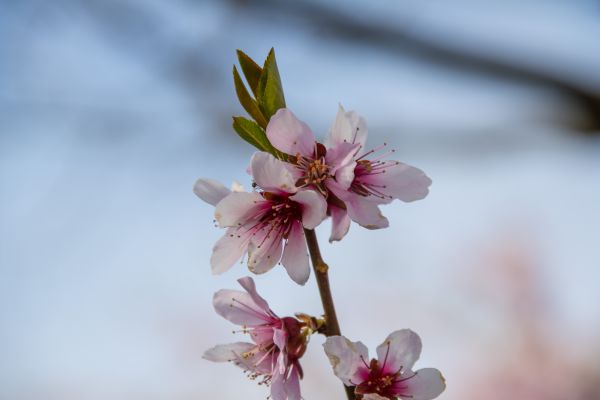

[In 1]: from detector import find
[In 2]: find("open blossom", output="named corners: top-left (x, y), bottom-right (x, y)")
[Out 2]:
top-left (194, 151), bottom-right (327, 285)
top-left (266, 107), bottom-right (431, 242)
top-left (323, 329), bottom-right (445, 400)
top-left (325, 105), bottom-right (432, 236)
top-left (203, 277), bottom-right (306, 400)
top-left (266, 108), bottom-right (360, 242)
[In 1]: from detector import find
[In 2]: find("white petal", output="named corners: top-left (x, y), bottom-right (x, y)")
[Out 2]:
top-left (251, 151), bottom-right (297, 194)
top-left (203, 342), bottom-right (255, 363)
top-left (325, 104), bottom-right (368, 149)
top-left (328, 205), bottom-right (351, 243)
top-left (290, 190), bottom-right (327, 230)
top-left (214, 191), bottom-right (265, 228)
top-left (281, 221), bottom-right (310, 285)
top-left (193, 178), bottom-right (231, 206)
top-left (376, 329), bottom-right (422, 373)
top-left (213, 289), bottom-right (271, 326)
top-left (266, 108), bottom-right (316, 157)
top-left (401, 368), bottom-right (446, 400)
top-left (210, 229), bottom-right (250, 274)
top-left (323, 336), bottom-right (370, 386)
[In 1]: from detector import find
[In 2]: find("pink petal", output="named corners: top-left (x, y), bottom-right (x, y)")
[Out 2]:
top-left (328, 205), bottom-right (351, 243)
top-left (285, 365), bottom-right (302, 400)
top-left (325, 141), bottom-right (359, 179)
top-left (247, 231), bottom-right (284, 274)
top-left (400, 368), bottom-right (446, 400)
top-left (210, 229), bottom-right (250, 274)
top-left (273, 328), bottom-right (288, 374)
top-left (325, 104), bottom-right (368, 149)
top-left (363, 161), bottom-right (432, 202)
top-left (362, 395), bottom-right (389, 400)
top-left (270, 369), bottom-right (287, 400)
top-left (202, 342), bottom-right (255, 363)
top-left (266, 108), bottom-right (316, 157)
top-left (281, 221), bottom-right (310, 285)
top-left (214, 192), bottom-right (265, 228)
top-left (334, 161), bottom-right (357, 190)
top-left (323, 335), bottom-right (370, 386)
top-left (237, 276), bottom-right (272, 315)
top-left (193, 178), bottom-right (231, 206)
top-left (250, 151), bottom-right (297, 194)
top-left (376, 329), bottom-right (422, 374)
top-left (289, 190), bottom-right (327, 230)
top-left (213, 289), bottom-right (272, 326)
top-left (345, 193), bottom-right (389, 230)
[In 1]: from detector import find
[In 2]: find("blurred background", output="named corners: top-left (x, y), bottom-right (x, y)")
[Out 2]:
top-left (1, 0), bottom-right (600, 399)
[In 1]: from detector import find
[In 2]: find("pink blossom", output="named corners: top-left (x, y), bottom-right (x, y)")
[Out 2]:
top-left (323, 329), bottom-right (445, 400)
top-left (266, 108), bottom-right (360, 242)
top-left (203, 277), bottom-right (306, 400)
top-left (325, 105), bottom-right (432, 236)
top-left (194, 151), bottom-right (327, 285)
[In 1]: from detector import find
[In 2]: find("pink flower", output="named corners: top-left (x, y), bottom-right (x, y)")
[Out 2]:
top-left (325, 105), bottom-right (432, 237)
top-left (193, 151), bottom-right (327, 285)
top-left (266, 108), bottom-right (360, 242)
top-left (323, 329), bottom-right (445, 400)
top-left (203, 277), bottom-right (306, 400)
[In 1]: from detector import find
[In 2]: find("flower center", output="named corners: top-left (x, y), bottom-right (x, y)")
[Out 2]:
top-left (292, 143), bottom-right (330, 196)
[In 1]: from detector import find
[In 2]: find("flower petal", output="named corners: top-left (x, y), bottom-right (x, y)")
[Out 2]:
top-left (281, 221), bottom-right (310, 285)
top-left (270, 369), bottom-right (287, 400)
top-left (213, 289), bottom-right (272, 326)
top-left (266, 108), bottom-right (316, 157)
top-left (236, 276), bottom-right (272, 315)
top-left (363, 394), bottom-right (389, 400)
top-left (399, 368), bottom-right (446, 400)
top-left (251, 151), bottom-right (297, 194)
top-left (325, 141), bottom-right (359, 179)
top-left (289, 190), bottom-right (327, 230)
top-left (273, 328), bottom-right (288, 374)
top-left (323, 335), bottom-right (370, 386)
top-left (363, 161), bottom-right (432, 202)
top-left (345, 193), bottom-right (389, 230)
top-left (286, 365), bottom-right (302, 400)
top-left (328, 205), bottom-right (351, 242)
top-left (214, 192), bottom-right (265, 228)
top-left (210, 229), bottom-right (250, 274)
top-left (376, 329), bottom-right (422, 374)
top-left (326, 104), bottom-right (368, 149)
top-left (247, 231), bottom-right (284, 275)
top-left (202, 342), bottom-right (255, 363)
top-left (193, 178), bottom-right (231, 206)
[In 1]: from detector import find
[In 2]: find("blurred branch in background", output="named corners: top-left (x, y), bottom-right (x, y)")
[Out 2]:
top-left (230, 0), bottom-right (600, 133)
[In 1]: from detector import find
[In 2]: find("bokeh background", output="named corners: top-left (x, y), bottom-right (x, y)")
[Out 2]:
top-left (2, 0), bottom-right (600, 399)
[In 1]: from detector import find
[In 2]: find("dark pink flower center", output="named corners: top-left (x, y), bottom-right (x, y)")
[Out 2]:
top-left (350, 144), bottom-right (400, 200)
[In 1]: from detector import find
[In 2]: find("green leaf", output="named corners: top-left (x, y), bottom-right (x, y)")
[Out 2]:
top-left (257, 48), bottom-right (286, 120)
top-left (233, 66), bottom-right (268, 129)
top-left (232, 116), bottom-right (279, 155)
top-left (236, 49), bottom-right (262, 97)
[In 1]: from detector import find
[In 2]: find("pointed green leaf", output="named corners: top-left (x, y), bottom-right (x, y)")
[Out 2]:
top-left (232, 116), bottom-right (280, 155)
top-left (236, 49), bottom-right (262, 97)
top-left (257, 48), bottom-right (286, 120)
top-left (233, 66), bottom-right (268, 129)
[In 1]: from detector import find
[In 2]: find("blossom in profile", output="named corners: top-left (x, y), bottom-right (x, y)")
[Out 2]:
top-left (194, 151), bottom-right (327, 285)
top-left (323, 329), bottom-right (445, 400)
top-left (203, 277), bottom-right (307, 400)
top-left (325, 105), bottom-right (432, 236)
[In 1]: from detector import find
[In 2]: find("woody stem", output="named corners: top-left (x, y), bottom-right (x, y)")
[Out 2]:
top-left (304, 228), bottom-right (356, 400)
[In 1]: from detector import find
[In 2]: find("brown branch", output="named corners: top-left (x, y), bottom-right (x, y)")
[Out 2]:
top-left (304, 228), bottom-right (356, 400)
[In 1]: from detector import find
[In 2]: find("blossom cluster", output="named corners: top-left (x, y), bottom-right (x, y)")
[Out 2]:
top-left (194, 49), bottom-right (444, 400)
top-left (195, 107), bottom-right (432, 284)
